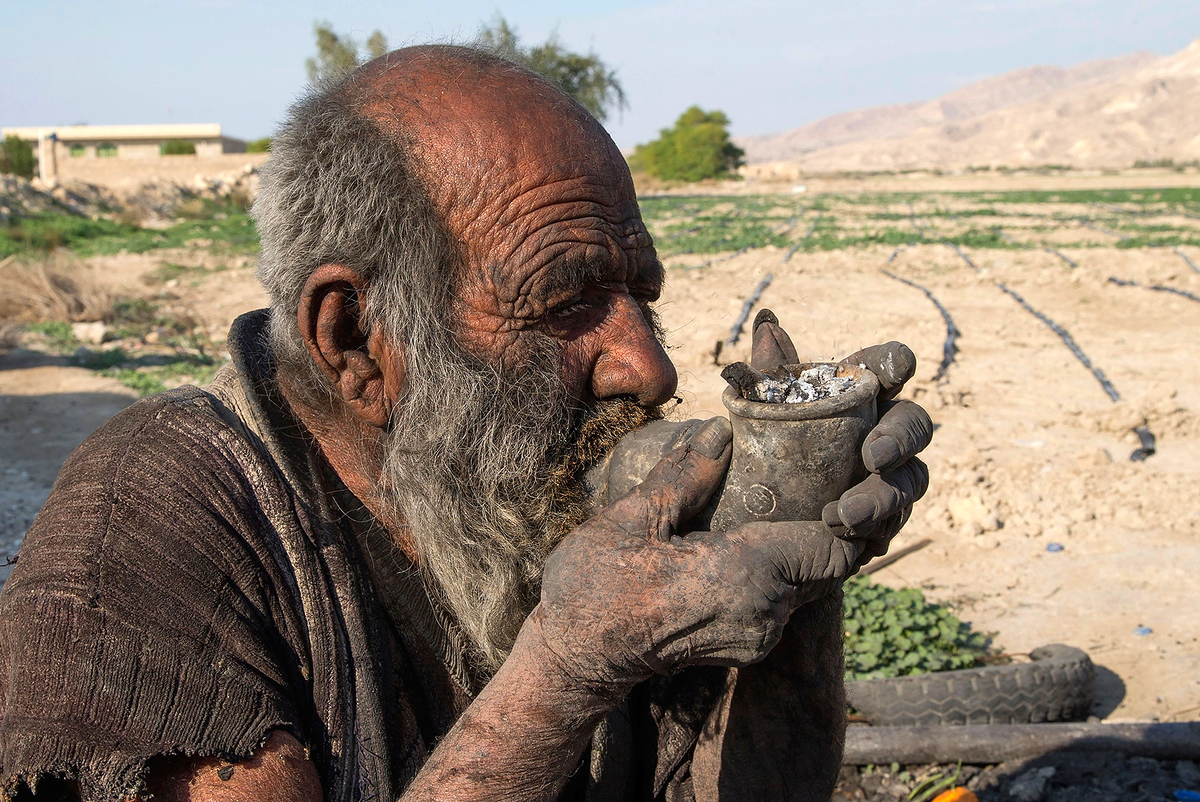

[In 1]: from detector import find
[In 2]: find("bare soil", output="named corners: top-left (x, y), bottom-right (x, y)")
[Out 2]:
top-left (2, 172), bottom-right (1198, 726)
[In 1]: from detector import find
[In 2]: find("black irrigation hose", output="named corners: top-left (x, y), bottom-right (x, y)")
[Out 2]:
top-left (725, 273), bottom-right (774, 347)
top-left (1173, 247), bottom-right (1200, 275)
top-left (996, 230), bottom-right (1077, 267)
top-left (943, 242), bottom-right (979, 271)
top-left (880, 268), bottom-right (960, 382)
top-left (941, 219), bottom-right (1159, 459)
top-left (782, 212), bottom-right (822, 264)
top-left (1077, 219), bottom-right (1130, 241)
top-left (938, 234), bottom-right (1124, 402)
top-left (1106, 276), bottom-right (1200, 303)
top-left (996, 282), bottom-right (1121, 403)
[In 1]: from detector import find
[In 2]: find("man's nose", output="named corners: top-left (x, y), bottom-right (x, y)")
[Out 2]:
top-left (591, 296), bottom-right (678, 407)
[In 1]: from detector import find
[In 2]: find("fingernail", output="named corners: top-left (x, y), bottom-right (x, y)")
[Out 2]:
top-left (689, 417), bottom-right (732, 459)
top-left (840, 494), bottom-right (877, 528)
top-left (868, 436), bottom-right (902, 472)
top-left (822, 501), bottom-right (844, 529)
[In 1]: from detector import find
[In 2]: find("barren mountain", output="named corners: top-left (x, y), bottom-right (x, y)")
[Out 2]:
top-left (738, 40), bottom-right (1200, 171)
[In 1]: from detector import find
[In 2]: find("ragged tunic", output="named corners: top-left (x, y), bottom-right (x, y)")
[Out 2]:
top-left (0, 310), bottom-right (724, 802)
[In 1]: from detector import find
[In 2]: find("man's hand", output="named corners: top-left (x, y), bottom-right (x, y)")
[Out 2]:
top-left (752, 309), bottom-right (932, 572)
top-left (533, 416), bottom-right (865, 690)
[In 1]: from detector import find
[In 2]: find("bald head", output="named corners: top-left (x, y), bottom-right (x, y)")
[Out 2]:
top-left (339, 47), bottom-right (635, 277)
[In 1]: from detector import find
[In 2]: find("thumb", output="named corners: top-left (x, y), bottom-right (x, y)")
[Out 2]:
top-left (605, 417), bottom-right (732, 541)
top-left (751, 309), bottom-right (800, 371)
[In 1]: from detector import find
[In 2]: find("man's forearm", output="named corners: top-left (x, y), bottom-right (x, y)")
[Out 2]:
top-left (692, 591), bottom-right (846, 802)
top-left (401, 617), bottom-right (622, 801)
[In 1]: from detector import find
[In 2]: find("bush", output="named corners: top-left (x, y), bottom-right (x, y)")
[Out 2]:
top-left (842, 576), bottom-right (995, 681)
top-left (0, 135), bottom-right (36, 179)
top-left (161, 140), bottom-right (196, 156)
top-left (477, 15), bottom-right (627, 123)
top-left (246, 137), bottom-right (271, 153)
top-left (630, 107), bottom-right (745, 183)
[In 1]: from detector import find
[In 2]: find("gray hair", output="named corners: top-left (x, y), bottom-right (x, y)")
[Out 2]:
top-left (251, 49), bottom-right (654, 676)
top-left (252, 65), bottom-right (459, 411)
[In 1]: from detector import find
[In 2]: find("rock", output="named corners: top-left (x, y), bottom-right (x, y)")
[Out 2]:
top-left (71, 321), bottom-right (107, 345)
top-left (1007, 766), bottom-right (1055, 802)
top-left (1178, 760), bottom-right (1200, 786)
top-left (948, 495), bottom-right (990, 527)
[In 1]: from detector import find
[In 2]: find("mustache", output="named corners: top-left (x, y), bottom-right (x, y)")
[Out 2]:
top-left (539, 395), bottom-right (664, 539)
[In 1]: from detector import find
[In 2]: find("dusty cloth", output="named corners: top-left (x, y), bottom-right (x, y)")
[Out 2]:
top-left (0, 309), bottom-right (724, 802)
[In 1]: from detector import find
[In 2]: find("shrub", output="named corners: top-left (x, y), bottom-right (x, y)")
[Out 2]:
top-left (0, 135), bottom-right (36, 179)
top-left (630, 107), bottom-right (745, 183)
top-left (246, 137), bottom-right (271, 153)
top-left (477, 15), bottom-right (627, 123)
top-left (842, 576), bottom-right (995, 681)
top-left (161, 140), bottom-right (196, 156)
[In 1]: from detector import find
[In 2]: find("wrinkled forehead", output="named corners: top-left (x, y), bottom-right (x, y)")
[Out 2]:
top-left (353, 47), bottom-right (635, 233)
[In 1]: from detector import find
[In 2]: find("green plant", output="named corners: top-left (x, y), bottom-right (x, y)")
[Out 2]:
top-left (907, 762), bottom-right (963, 802)
top-left (160, 140), bottom-right (196, 156)
top-left (0, 135), bottom-right (36, 179)
top-left (477, 15), bottom-right (627, 123)
top-left (246, 137), bottom-right (271, 153)
top-left (305, 21), bottom-right (387, 83)
top-left (24, 320), bottom-right (76, 350)
top-left (843, 577), bottom-right (994, 681)
top-left (631, 107), bottom-right (745, 183)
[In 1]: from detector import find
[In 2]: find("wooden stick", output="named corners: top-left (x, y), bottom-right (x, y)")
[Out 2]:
top-left (861, 538), bottom-right (933, 575)
top-left (843, 722), bottom-right (1200, 764)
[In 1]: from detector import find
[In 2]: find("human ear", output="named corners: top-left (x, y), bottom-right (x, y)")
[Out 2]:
top-left (296, 264), bottom-right (404, 428)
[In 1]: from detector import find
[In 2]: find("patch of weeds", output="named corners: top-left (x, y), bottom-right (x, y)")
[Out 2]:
top-left (74, 349), bottom-right (224, 397)
top-left (0, 215), bottom-right (140, 258)
top-left (74, 347), bottom-right (131, 369)
top-left (659, 218), bottom-right (790, 254)
top-left (23, 320), bottom-right (77, 350)
top-left (109, 369), bottom-right (169, 396)
top-left (0, 203), bottom-right (259, 259)
top-left (843, 576), bottom-right (996, 681)
top-left (141, 262), bottom-right (206, 285)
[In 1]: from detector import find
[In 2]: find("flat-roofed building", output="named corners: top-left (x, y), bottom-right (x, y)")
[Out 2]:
top-left (1, 124), bottom-right (246, 180)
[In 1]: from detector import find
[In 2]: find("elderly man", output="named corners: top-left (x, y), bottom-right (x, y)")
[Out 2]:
top-left (0, 46), bottom-right (930, 801)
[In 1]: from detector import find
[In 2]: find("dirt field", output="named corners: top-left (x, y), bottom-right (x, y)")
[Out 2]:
top-left (2, 171), bottom-right (1198, 725)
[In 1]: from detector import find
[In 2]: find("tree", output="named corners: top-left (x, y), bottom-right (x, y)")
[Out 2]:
top-left (476, 15), bottom-right (627, 123)
top-left (305, 22), bottom-right (389, 83)
top-left (630, 106), bottom-right (745, 183)
top-left (0, 135), bottom-right (36, 180)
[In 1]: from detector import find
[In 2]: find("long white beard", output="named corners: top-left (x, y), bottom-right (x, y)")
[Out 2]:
top-left (376, 338), bottom-right (659, 675)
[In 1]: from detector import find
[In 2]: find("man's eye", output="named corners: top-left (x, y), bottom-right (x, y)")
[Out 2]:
top-left (548, 297), bottom-right (590, 318)
top-left (548, 291), bottom-right (609, 319)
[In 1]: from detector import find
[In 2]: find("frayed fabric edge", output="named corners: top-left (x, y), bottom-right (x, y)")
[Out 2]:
top-left (1, 723), bottom-right (297, 801)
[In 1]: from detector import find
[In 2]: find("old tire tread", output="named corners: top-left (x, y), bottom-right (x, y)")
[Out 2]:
top-left (846, 644), bottom-right (1095, 726)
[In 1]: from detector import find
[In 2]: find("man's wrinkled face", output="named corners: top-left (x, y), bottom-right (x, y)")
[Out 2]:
top-left (385, 58), bottom-right (678, 410)
top-left (446, 158), bottom-right (677, 411)
top-left (364, 58), bottom-right (680, 673)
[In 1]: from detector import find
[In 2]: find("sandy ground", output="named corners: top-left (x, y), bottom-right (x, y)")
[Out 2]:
top-left (2, 173), bottom-right (1198, 725)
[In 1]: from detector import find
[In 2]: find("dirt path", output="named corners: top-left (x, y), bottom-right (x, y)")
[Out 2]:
top-left (0, 351), bottom-right (138, 582)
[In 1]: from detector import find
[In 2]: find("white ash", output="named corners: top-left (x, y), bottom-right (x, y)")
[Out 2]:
top-left (748, 364), bottom-right (854, 404)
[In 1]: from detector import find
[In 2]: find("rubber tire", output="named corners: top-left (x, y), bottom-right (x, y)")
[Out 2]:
top-left (845, 644), bottom-right (1095, 726)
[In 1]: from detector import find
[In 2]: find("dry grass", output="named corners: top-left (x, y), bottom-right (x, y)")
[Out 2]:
top-left (0, 253), bottom-right (114, 324)
top-left (0, 322), bottom-right (20, 354)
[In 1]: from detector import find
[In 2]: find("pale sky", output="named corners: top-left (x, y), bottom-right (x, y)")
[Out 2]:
top-left (3, 0), bottom-right (1199, 150)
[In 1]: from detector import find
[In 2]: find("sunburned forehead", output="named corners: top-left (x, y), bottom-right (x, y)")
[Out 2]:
top-left (350, 45), bottom-right (632, 224)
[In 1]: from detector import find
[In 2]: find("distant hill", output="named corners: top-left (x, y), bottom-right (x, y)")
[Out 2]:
top-left (737, 40), bottom-right (1200, 171)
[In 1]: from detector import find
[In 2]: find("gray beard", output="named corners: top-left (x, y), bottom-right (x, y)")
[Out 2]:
top-left (378, 336), bottom-right (660, 675)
